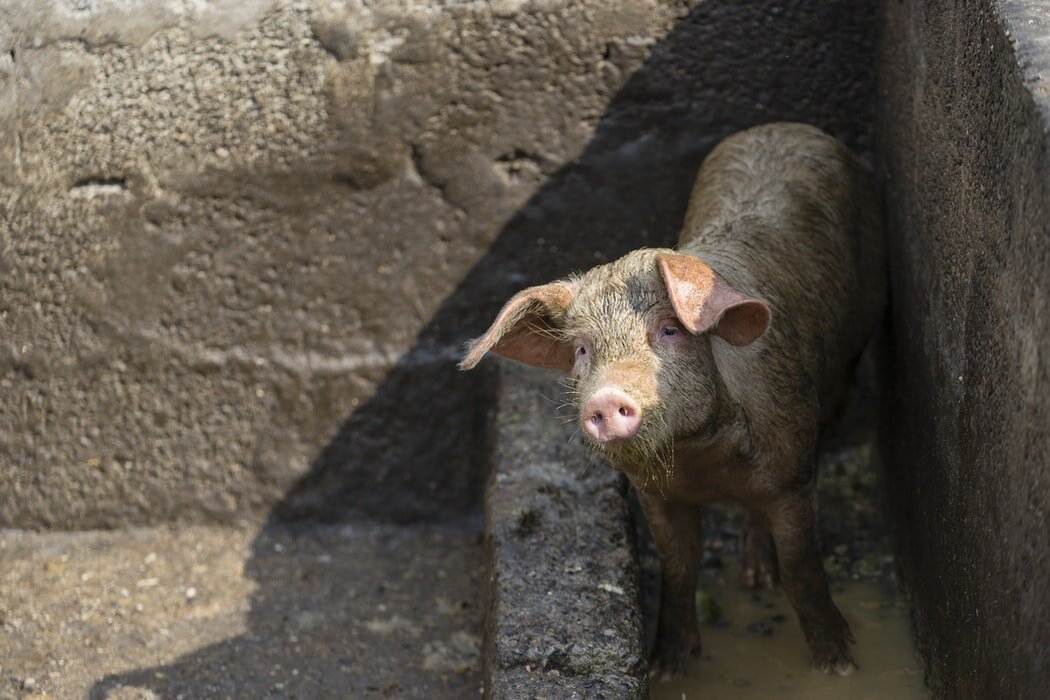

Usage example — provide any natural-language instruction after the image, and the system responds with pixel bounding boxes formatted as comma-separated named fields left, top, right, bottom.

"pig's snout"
left=583, top=387, right=641, bottom=443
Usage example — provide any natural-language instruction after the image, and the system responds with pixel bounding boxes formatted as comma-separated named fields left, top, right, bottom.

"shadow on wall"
left=92, top=1, right=875, bottom=696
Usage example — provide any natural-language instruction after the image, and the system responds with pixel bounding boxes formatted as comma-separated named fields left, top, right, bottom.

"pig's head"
left=459, top=249, right=770, bottom=471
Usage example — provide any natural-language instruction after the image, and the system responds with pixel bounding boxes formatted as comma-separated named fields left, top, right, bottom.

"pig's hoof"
left=815, top=656, right=857, bottom=677
left=740, top=527, right=779, bottom=590
left=650, top=650, right=692, bottom=681
left=809, top=634, right=856, bottom=676
left=650, top=634, right=700, bottom=680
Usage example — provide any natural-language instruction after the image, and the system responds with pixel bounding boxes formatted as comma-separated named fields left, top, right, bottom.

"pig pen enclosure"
left=2, top=1, right=1049, bottom=699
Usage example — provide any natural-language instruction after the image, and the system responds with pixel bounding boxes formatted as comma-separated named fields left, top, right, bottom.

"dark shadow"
left=93, top=2, right=876, bottom=697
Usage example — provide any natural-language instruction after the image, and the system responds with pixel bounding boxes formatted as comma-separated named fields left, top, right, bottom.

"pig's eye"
left=571, top=340, right=591, bottom=376
left=654, top=321, right=684, bottom=347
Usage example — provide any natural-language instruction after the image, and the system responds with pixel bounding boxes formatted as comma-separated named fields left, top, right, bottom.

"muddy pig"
left=459, top=122, right=886, bottom=678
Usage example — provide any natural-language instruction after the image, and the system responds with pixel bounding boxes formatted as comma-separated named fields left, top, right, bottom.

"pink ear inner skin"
left=490, top=309, right=573, bottom=371
left=714, top=300, right=771, bottom=346
left=460, top=284, right=575, bottom=372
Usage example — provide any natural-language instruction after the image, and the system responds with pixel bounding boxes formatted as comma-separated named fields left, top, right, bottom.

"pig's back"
left=678, top=123, right=885, bottom=418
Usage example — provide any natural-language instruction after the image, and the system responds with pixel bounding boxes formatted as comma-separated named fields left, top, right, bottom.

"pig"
left=459, top=122, right=885, bottom=679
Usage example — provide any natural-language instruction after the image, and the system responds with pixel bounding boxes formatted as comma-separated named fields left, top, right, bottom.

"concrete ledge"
left=484, top=362, right=646, bottom=699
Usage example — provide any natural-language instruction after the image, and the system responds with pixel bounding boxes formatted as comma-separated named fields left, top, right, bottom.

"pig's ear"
left=458, top=283, right=576, bottom=372
left=657, top=252, right=770, bottom=346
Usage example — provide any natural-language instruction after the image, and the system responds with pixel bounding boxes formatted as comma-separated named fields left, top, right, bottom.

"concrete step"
left=482, top=362, right=647, bottom=698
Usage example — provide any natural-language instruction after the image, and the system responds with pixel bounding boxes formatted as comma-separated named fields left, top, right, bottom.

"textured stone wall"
left=1, top=0, right=876, bottom=528
left=877, top=1, right=1050, bottom=697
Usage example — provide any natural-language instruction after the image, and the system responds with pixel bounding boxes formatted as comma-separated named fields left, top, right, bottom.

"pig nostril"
left=583, top=389, right=643, bottom=442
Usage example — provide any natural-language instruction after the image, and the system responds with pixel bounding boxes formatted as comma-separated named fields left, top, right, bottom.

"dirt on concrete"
left=0, top=519, right=484, bottom=699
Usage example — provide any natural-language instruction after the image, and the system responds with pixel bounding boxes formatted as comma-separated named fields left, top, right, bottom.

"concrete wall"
left=1, top=0, right=877, bottom=529
left=877, top=1, right=1050, bottom=697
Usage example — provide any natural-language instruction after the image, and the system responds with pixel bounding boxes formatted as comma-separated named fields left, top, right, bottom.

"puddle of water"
left=651, top=564, right=927, bottom=700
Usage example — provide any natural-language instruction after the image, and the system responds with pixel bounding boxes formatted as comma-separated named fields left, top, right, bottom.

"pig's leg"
left=639, top=493, right=703, bottom=679
left=767, top=490, right=856, bottom=675
left=741, top=508, right=779, bottom=589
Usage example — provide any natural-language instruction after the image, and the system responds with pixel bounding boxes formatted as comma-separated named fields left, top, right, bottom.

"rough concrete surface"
left=0, top=0, right=877, bottom=528
left=877, top=0, right=1050, bottom=697
left=485, top=362, right=645, bottom=699
left=0, top=519, right=484, bottom=699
